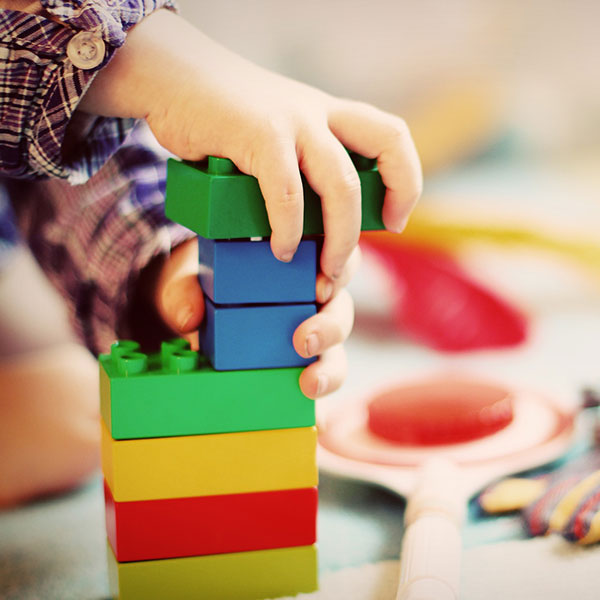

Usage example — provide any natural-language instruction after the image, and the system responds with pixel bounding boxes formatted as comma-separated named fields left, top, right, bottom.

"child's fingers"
left=328, top=100, right=423, bottom=232
left=161, top=272, right=205, bottom=334
left=252, top=139, right=304, bottom=262
left=154, top=239, right=205, bottom=335
left=293, top=288, right=354, bottom=361
left=299, top=131, right=362, bottom=280
left=316, top=245, right=362, bottom=305
left=298, top=343, right=347, bottom=399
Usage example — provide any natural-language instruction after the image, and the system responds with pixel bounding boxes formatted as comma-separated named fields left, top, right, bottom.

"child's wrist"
left=77, top=9, right=186, bottom=121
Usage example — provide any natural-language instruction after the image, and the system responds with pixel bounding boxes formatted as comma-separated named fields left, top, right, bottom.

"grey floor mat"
left=0, top=476, right=109, bottom=600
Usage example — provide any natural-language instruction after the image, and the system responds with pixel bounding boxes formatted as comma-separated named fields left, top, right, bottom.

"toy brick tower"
left=100, top=155, right=385, bottom=599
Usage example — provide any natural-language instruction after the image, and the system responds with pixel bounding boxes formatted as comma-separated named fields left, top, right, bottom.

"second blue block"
left=198, top=237, right=317, bottom=305
left=200, top=298, right=317, bottom=370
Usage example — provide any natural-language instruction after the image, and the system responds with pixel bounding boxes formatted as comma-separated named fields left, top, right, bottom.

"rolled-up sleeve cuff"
left=41, top=0, right=177, bottom=48
left=0, top=1, right=176, bottom=183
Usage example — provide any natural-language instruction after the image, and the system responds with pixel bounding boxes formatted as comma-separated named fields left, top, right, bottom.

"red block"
left=104, top=480, right=318, bottom=562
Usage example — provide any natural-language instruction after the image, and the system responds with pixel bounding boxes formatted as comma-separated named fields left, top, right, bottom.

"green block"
left=107, top=542, right=318, bottom=600
left=100, top=339, right=314, bottom=440
left=165, top=155, right=385, bottom=239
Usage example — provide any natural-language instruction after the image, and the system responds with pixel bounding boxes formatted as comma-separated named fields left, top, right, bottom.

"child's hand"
left=153, top=238, right=359, bottom=399
left=80, top=9, right=422, bottom=285
left=81, top=9, right=421, bottom=398
left=293, top=246, right=360, bottom=398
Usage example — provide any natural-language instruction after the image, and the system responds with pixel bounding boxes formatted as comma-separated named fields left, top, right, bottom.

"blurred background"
left=179, top=0, right=600, bottom=158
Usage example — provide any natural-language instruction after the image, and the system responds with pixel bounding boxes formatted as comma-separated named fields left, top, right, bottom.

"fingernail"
left=278, top=251, right=295, bottom=263
left=392, top=215, right=410, bottom=234
left=316, top=373, right=329, bottom=397
left=176, top=305, right=194, bottom=330
left=305, top=333, right=320, bottom=357
left=318, top=279, right=334, bottom=304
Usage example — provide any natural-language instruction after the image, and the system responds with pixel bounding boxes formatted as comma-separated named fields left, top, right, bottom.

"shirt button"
left=66, top=31, right=105, bottom=70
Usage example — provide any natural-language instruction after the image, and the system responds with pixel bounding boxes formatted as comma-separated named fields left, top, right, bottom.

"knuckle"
left=255, top=116, right=295, bottom=150
left=343, top=98, right=376, bottom=117
left=330, top=168, right=362, bottom=200
left=277, top=189, right=304, bottom=209
left=384, top=116, right=411, bottom=146
left=251, top=110, right=284, bottom=135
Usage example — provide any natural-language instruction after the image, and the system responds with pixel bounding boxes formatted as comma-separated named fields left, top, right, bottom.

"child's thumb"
left=159, top=273, right=205, bottom=335
left=153, top=239, right=205, bottom=336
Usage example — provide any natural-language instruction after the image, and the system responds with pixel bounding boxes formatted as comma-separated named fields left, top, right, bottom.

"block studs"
left=116, top=352, right=148, bottom=376
left=208, top=156, right=237, bottom=175
left=111, top=340, right=141, bottom=359
left=167, top=350, right=199, bottom=374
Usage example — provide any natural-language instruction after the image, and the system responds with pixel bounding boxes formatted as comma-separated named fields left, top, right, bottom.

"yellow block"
left=107, top=541, right=318, bottom=600
left=101, top=420, right=317, bottom=501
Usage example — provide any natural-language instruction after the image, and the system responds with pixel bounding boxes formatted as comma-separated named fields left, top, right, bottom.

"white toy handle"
left=396, top=458, right=464, bottom=600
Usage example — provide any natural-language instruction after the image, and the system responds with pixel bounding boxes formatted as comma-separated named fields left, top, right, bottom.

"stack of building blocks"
left=101, top=154, right=386, bottom=599
left=100, top=340, right=318, bottom=600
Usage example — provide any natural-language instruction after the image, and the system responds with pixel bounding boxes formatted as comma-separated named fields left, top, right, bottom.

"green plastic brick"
left=165, top=154, right=385, bottom=239
left=100, top=339, right=314, bottom=440
left=107, top=542, right=318, bottom=600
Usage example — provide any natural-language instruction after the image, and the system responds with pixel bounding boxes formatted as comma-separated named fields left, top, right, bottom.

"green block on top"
left=100, top=339, right=314, bottom=440
left=165, top=154, right=385, bottom=239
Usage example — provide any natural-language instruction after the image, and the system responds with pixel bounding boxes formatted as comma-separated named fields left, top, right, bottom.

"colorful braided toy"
left=480, top=440, right=600, bottom=545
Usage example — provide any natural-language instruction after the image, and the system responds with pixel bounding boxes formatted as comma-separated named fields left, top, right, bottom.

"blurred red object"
left=367, top=379, right=514, bottom=445
left=360, top=233, right=528, bottom=351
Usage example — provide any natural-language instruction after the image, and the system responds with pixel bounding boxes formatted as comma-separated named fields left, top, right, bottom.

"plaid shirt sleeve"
left=8, top=121, right=195, bottom=355
left=0, top=0, right=176, bottom=183
left=0, top=1, right=196, bottom=353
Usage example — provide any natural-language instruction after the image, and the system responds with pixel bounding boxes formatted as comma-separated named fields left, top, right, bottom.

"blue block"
left=198, top=237, right=317, bottom=304
left=200, top=298, right=317, bottom=370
